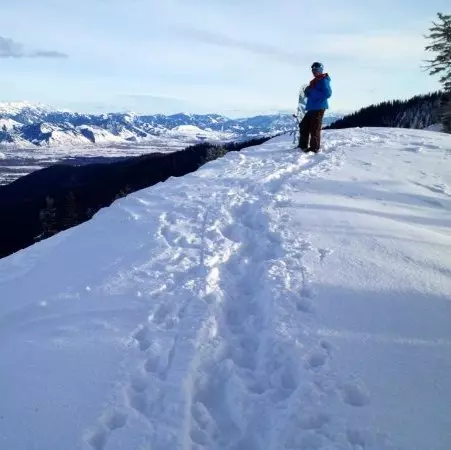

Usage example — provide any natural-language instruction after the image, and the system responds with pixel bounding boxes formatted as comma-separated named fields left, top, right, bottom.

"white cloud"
left=316, top=32, right=427, bottom=62
left=0, top=36, right=68, bottom=58
left=175, top=27, right=303, bottom=66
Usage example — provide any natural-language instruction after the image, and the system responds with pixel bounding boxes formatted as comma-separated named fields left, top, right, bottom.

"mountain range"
left=0, top=102, right=343, bottom=148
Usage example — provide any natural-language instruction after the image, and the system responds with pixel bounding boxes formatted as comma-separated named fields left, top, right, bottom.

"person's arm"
left=322, top=78, right=332, bottom=98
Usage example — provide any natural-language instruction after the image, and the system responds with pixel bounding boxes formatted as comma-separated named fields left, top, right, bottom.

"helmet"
left=311, top=62, right=324, bottom=73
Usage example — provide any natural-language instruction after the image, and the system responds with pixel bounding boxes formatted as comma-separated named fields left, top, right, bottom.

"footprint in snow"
left=133, top=325, right=151, bottom=351
left=151, top=303, right=172, bottom=326
left=296, top=283, right=316, bottom=314
left=317, top=247, right=333, bottom=262
left=296, top=297, right=315, bottom=314
left=190, top=401, right=217, bottom=445
left=347, top=428, right=369, bottom=448
left=130, top=372, right=148, bottom=393
left=127, top=389, right=148, bottom=415
left=86, top=427, right=108, bottom=450
left=102, top=409, right=128, bottom=431
left=298, top=412, right=330, bottom=430
left=306, top=350, right=328, bottom=369
left=267, top=357, right=300, bottom=402
left=86, top=409, right=127, bottom=450
left=306, top=341, right=333, bottom=370
left=144, top=353, right=160, bottom=374
left=340, top=379, right=371, bottom=407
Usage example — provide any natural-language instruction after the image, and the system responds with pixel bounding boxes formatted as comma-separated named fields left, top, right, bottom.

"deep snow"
left=0, top=128, right=450, bottom=450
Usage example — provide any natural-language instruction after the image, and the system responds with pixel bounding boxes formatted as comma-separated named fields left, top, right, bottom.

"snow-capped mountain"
left=0, top=128, right=450, bottom=450
left=0, top=102, right=342, bottom=148
left=0, top=101, right=56, bottom=120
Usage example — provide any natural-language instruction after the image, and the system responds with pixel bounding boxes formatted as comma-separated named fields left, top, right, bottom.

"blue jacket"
left=305, top=74, right=332, bottom=111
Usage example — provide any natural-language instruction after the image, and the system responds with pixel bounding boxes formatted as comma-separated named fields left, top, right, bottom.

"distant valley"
left=0, top=102, right=342, bottom=184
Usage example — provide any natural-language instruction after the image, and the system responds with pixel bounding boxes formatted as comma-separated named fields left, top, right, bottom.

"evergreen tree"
left=424, top=13, right=451, bottom=92
left=63, top=191, right=78, bottom=229
left=424, top=12, right=451, bottom=132
left=114, top=184, right=132, bottom=200
left=85, top=207, right=96, bottom=220
left=205, top=145, right=228, bottom=163
left=38, top=196, right=58, bottom=239
left=326, top=92, right=443, bottom=130
left=443, top=97, right=451, bottom=131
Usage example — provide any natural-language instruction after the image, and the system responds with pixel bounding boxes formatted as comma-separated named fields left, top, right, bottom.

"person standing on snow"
left=298, top=62, right=332, bottom=153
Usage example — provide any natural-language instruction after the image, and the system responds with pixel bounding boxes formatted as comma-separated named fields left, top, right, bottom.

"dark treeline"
left=0, top=137, right=271, bottom=259
left=326, top=91, right=446, bottom=130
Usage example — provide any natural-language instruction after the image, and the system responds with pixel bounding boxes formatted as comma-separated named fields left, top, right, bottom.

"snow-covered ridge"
left=1, top=127, right=450, bottom=450
left=0, top=102, right=343, bottom=148
left=0, top=101, right=55, bottom=115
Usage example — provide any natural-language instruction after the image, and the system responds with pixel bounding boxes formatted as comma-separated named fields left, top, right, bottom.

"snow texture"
left=0, top=127, right=450, bottom=450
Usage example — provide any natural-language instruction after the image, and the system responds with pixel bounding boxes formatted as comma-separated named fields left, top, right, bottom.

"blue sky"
left=0, top=0, right=448, bottom=116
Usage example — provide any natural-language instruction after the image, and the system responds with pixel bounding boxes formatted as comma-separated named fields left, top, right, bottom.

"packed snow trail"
left=0, top=128, right=451, bottom=450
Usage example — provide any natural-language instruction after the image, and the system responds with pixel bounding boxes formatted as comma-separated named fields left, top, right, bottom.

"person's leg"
left=298, top=111, right=312, bottom=150
left=309, top=109, right=325, bottom=152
